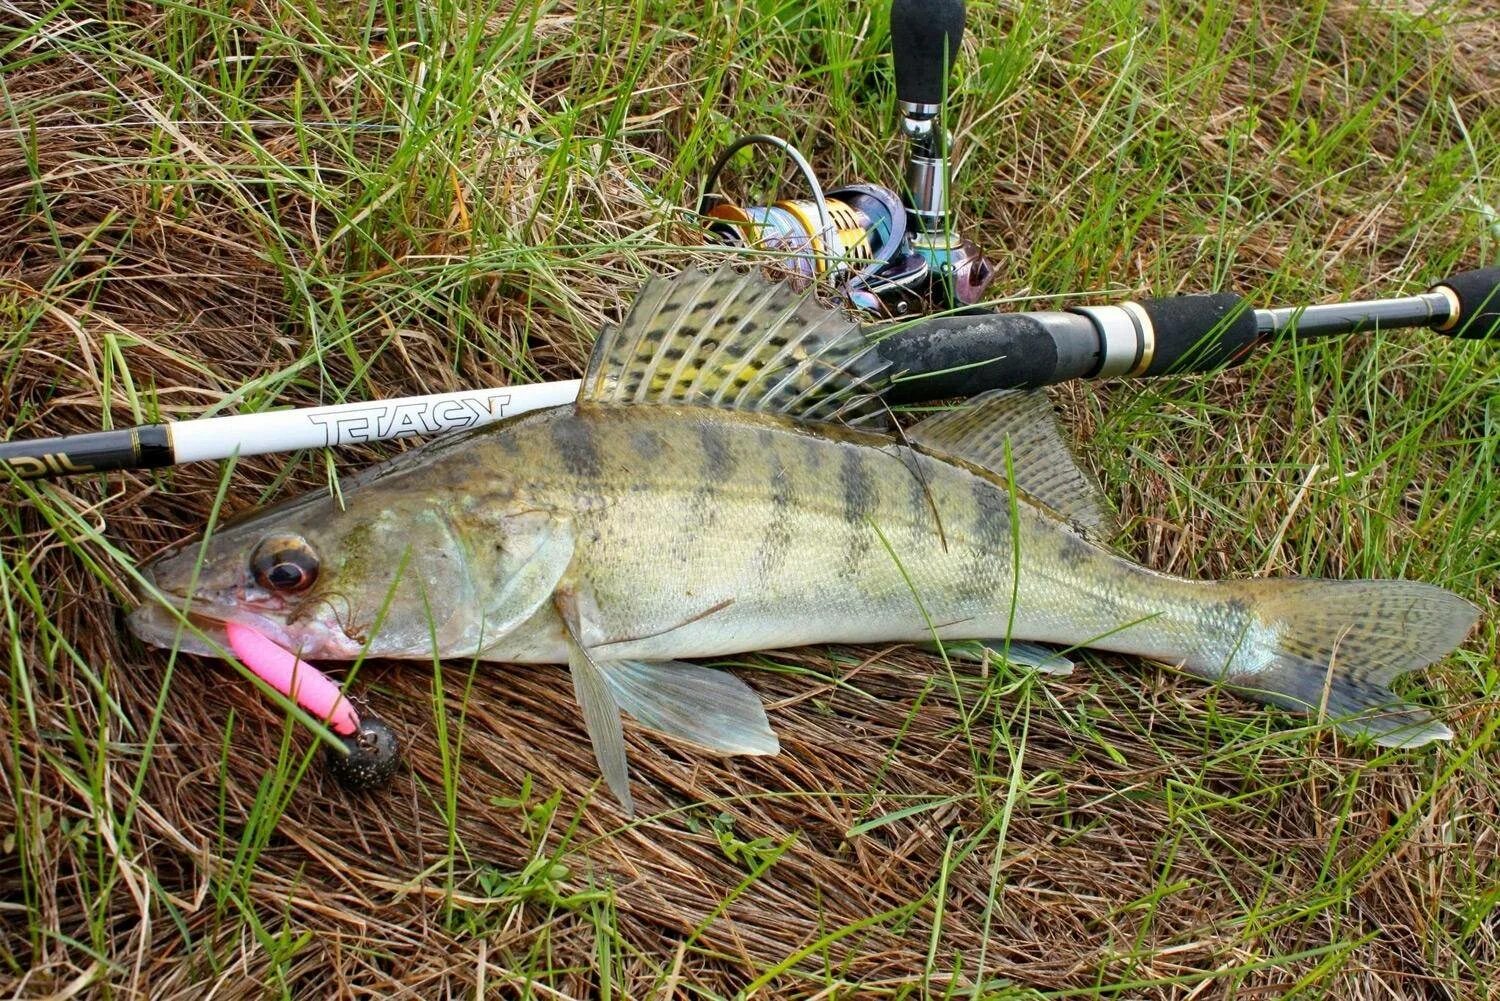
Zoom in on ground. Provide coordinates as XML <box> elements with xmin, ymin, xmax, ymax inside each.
<box><xmin>1</xmin><ymin>0</ymin><xmax>1497</xmax><ymax>997</ymax></box>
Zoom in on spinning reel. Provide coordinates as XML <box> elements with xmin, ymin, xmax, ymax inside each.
<box><xmin>689</xmin><ymin>0</ymin><xmax>1497</xmax><ymax>402</ymax></box>
<box><xmin>696</xmin><ymin>0</ymin><xmax>991</xmax><ymax>317</ymax></box>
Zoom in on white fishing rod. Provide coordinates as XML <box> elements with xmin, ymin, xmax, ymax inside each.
<box><xmin>1</xmin><ymin>269</ymin><xmax>1497</xmax><ymax>482</ymax></box>
<box><xmin>0</xmin><ymin>381</ymin><xmax>576</xmax><ymax>479</ymax></box>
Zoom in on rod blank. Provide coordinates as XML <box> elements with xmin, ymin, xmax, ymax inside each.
<box><xmin>1256</xmin><ymin>292</ymin><xmax>1454</xmax><ymax>340</ymax></box>
<box><xmin>1</xmin><ymin>382</ymin><xmax>578</xmax><ymax>480</ymax></box>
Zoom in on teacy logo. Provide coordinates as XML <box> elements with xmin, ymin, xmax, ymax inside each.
<box><xmin>305</xmin><ymin>393</ymin><xmax>512</xmax><ymax>446</ymax></box>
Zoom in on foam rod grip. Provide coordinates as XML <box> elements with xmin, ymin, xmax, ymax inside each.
<box><xmin>1432</xmin><ymin>267</ymin><xmax>1500</xmax><ymax>340</ymax></box>
<box><xmin>890</xmin><ymin>0</ymin><xmax>965</xmax><ymax>107</ymax></box>
<box><xmin>1137</xmin><ymin>293</ymin><xmax>1260</xmax><ymax>376</ymax></box>
<box><xmin>877</xmin><ymin>311</ymin><xmax>1099</xmax><ymax>401</ymax></box>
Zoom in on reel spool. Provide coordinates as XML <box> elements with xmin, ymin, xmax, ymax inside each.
<box><xmin>696</xmin><ymin>134</ymin><xmax>933</xmax><ymax>316</ymax></box>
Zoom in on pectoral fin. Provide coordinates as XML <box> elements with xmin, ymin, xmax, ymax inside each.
<box><xmin>556</xmin><ymin>589</ymin><xmax>635</xmax><ymax>815</ymax></box>
<box><xmin>598</xmin><ymin>660</ymin><xmax>779</xmax><ymax>756</ymax></box>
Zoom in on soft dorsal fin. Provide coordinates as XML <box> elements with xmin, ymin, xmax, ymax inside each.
<box><xmin>908</xmin><ymin>389</ymin><xmax>1116</xmax><ymax>537</ymax></box>
<box><xmin>579</xmin><ymin>267</ymin><xmax>890</xmax><ymax>427</ymax></box>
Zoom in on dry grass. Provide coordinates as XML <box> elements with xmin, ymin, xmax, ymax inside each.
<box><xmin>0</xmin><ymin>0</ymin><xmax>1497</xmax><ymax>997</ymax></box>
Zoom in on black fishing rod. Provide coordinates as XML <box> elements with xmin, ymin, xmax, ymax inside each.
<box><xmin>879</xmin><ymin>268</ymin><xmax>1500</xmax><ymax>402</ymax></box>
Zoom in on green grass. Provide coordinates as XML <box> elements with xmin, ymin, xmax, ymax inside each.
<box><xmin>1</xmin><ymin>0</ymin><xmax>1497</xmax><ymax>996</ymax></box>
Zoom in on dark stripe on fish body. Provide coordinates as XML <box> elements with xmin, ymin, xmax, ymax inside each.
<box><xmin>966</xmin><ymin>475</ymin><xmax>1013</xmax><ymax>590</ymax></box>
<box><xmin>1057</xmin><ymin>531</ymin><xmax>1096</xmax><ymax>570</ymax></box>
<box><xmin>552</xmin><ymin>416</ymin><xmax>603</xmax><ymax>480</ymax></box>
<box><xmin>756</xmin><ymin>448</ymin><xmax>795</xmax><ymax>578</ymax></box>
<box><xmin>803</xmin><ymin>437</ymin><xmax>824</xmax><ymax>470</ymax></box>
<box><xmin>905</xmin><ymin>450</ymin><xmax>934</xmax><ymax>531</ymax></box>
<box><xmin>677</xmin><ymin>482</ymin><xmax>721</xmax><ymax>555</ymax></box>
<box><xmin>837</xmin><ymin>445</ymin><xmax>877</xmax><ymax>580</ymax></box>
<box><xmin>671</xmin><ymin>422</ymin><xmax>732</xmax><ymax>554</ymax></box>
<box><xmin>697</xmin><ymin>422</ymin><xmax>734</xmax><ymax>482</ymax></box>
<box><xmin>631</xmin><ymin>429</ymin><xmax>666</xmax><ymax>461</ymax></box>
<box><xmin>840</xmin><ymin>446</ymin><xmax>876</xmax><ymax>524</ymax></box>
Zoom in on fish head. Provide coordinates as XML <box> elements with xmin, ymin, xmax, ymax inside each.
<box><xmin>128</xmin><ymin>482</ymin><xmax>483</xmax><ymax>660</ymax></box>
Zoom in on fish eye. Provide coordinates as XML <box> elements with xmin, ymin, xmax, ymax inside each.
<box><xmin>250</xmin><ymin>535</ymin><xmax>319</xmax><ymax>594</ymax></box>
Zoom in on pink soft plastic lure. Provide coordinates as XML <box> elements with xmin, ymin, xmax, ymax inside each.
<box><xmin>224</xmin><ymin>621</ymin><xmax>360</xmax><ymax>736</ymax></box>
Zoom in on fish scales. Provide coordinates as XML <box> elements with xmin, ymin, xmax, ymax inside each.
<box><xmin>479</xmin><ymin>404</ymin><xmax>1203</xmax><ymax>666</ymax></box>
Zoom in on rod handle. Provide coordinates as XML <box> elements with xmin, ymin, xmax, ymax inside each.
<box><xmin>890</xmin><ymin>0</ymin><xmax>965</xmax><ymax>108</ymax></box>
<box><xmin>1430</xmin><ymin>267</ymin><xmax>1500</xmax><ymax>339</ymax></box>
<box><xmin>1134</xmin><ymin>293</ymin><xmax>1261</xmax><ymax>375</ymax></box>
<box><xmin>1066</xmin><ymin>293</ymin><xmax>1260</xmax><ymax>379</ymax></box>
<box><xmin>0</xmin><ymin>426</ymin><xmax>172</xmax><ymax>480</ymax></box>
<box><xmin>878</xmin><ymin>294</ymin><xmax>1262</xmax><ymax>400</ymax></box>
<box><xmin>879</xmin><ymin>310</ymin><xmax>1099</xmax><ymax>401</ymax></box>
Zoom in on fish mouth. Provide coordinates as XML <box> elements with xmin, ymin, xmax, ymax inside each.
<box><xmin>127</xmin><ymin>595</ymin><xmax>298</xmax><ymax>658</ymax></box>
<box><xmin>129</xmin><ymin>582</ymin><xmax>365</xmax><ymax>740</ymax></box>
<box><xmin>128</xmin><ymin>573</ymin><xmax>363</xmax><ymax>660</ymax></box>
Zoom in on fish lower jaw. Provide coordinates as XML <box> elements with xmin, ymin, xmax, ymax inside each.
<box><xmin>128</xmin><ymin>601</ymin><xmax>358</xmax><ymax>660</ymax></box>
<box><xmin>127</xmin><ymin>603</ymin><xmax>235</xmax><ymax>656</ymax></box>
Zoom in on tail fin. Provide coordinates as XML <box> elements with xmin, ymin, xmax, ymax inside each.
<box><xmin>1228</xmin><ymin>579</ymin><xmax>1478</xmax><ymax>747</ymax></box>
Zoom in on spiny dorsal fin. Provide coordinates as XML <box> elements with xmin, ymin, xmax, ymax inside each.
<box><xmin>908</xmin><ymin>389</ymin><xmax>1116</xmax><ymax>537</ymax></box>
<box><xmin>579</xmin><ymin>267</ymin><xmax>889</xmax><ymax>428</ymax></box>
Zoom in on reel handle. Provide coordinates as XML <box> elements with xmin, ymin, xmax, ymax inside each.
<box><xmin>1430</xmin><ymin>267</ymin><xmax>1500</xmax><ymax>339</ymax></box>
<box><xmin>890</xmin><ymin>0</ymin><xmax>965</xmax><ymax>109</ymax></box>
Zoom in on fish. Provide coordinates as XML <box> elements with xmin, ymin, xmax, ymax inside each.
<box><xmin>128</xmin><ymin>267</ymin><xmax>1481</xmax><ymax>811</ymax></box>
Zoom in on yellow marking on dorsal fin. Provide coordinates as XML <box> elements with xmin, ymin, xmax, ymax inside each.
<box><xmin>578</xmin><ymin>268</ymin><xmax>890</xmax><ymax>427</ymax></box>
<box><xmin>909</xmin><ymin>389</ymin><xmax>1117</xmax><ymax>538</ymax></box>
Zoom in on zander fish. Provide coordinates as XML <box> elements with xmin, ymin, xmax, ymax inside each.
<box><xmin>129</xmin><ymin>268</ymin><xmax>1480</xmax><ymax>810</ymax></box>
